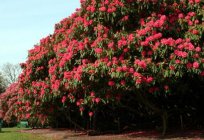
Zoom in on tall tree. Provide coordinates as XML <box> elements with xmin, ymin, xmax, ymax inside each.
<box><xmin>0</xmin><ymin>72</ymin><xmax>6</xmax><ymax>93</ymax></box>
<box><xmin>1</xmin><ymin>63</ymin><xmax>21</xmax><ymax>86</ymax></box>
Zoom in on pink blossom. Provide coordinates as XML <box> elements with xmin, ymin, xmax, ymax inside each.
<box><xmin>169</xmin><ymin>65</ymin><xmax>175</xmax><ymax>70</ymax></box>
<box><xmin>108</xmin><ymin>80</ymin><xmax>115</xmax><ymax>86</ymax></box>
<box><xmin>195</xmin><ymin>0</ymin><xmax>200</xmax><ymax>4</ymax></box>
<box><xmin>175</xmin><ymin>60</ymin><xmax>181</xmax><ymax>64</ymax></box>
<box><xmin>90</xmin><ymin>91</ymin><xmax>95</xmax><ymax>97</ymax></box>
<box><xmin>146</xmin><ymin>77</ymin><xmax>154</xmax><ymax>83</ymax></box>
<box><xmin>95</xmin><ymin>48</ymin><xmax>103</xmax><ymax>54</ymax></box>
<box><xmin>195</xmin><ymin>47</ymin><xmax>201</xmax><ymax>52</ymax></box>
<box><xmin>138</xmin><ymin>60</ymin><xmax>147</xmax><ymax>69</ymax></box>
<box><xmin>26</xmin><ymin>113</ymin><xmax>30</xmax><ymax>119</ymax></box>
<box><xmin>128</xmin><ymin>34</ymin><xmax>134</xmax><ymax>42</ymax></box>
<box><xmin>164</xmin><ymin>85</ymin><xmax>169</xmax><ymax>91</ymax></box>
<box><xmin>95</xmin><ymin>98</ymin><xmax>101</xmax><ymax>103</ymax></box>
<box><xmin>76</xmin><ymin>101</ymin><xmax>81</xmax><ymax>106</ymax></box>
<box><xmin>186</xmin><ymin>63</ymin><xmax>193</xmax><ymax>69</ymax></box>
<box><xmin>99</xmin><ymin>7</ymin><xmax>106</xmax><ymax>12</ymax></box>
<box><xmin>175</xmin><ymin>38</ymin><xmax>183</xmax><ymax>44</ymax></box>
<box><xmin>141</xmin><ymin>41</ymin><xmax>149</xmax><ymax>46</ymax></box>
<box><xmin>178</xmin><ymin>13</ymin><xmax>184</xmax><ymax>18</ymax></box>
<box><xmin>120</xmin><ymin>80</ymin><xmax>126</xmax><ymax>86</ymax></box>
<box><xmin>188</xmin><ymin>43</ymin><xmax>195</xmax><ymax>50</ymax></box>
<box><xmin>108</xmin><ymin>42</ymin><xmax>114</xmax><ymax>48</ymax></box>
<box><xmin>61</xmin><ymin>96</ymin><xmax>67</xmax><ymax>103</ymax></box>
<box><xmin>134</xmin><ymin>72</ymin><xmax>141</xmax><ymax>77</ymax></box>
<box><xmin>193</xmin><ymin>62</ymin><xmax>199</xmax><ymax>69</ymax></box>
<box><xmin>160</xmin><ymin>15</ymin><xmax>167</xmax><ymax>21</ymax></box>
<box><xmin>136</xmin><ymin>78</ymin><xmax>142</xmax><ymax>84</ymax></box>
<box><xmin>129</xmin><ymin>68</ymin><xmax>134</xmax><ymax>73</ymax></box>
<box><xmin>89</xmin><ymin>112</ymin><xmax>94</xmax><ymax>117</ymax></box>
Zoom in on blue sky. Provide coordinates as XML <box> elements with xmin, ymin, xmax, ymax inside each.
<box><xmin>0</xmin><ymin>0</ymin><xmax>80</xmax><ymax>67</ymax></box>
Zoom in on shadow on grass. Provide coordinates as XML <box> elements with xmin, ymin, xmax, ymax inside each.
<box><xmin>0</xmin><ymin>130</ymin><xmax>12</xmax><ymax>133</ymax></box>
<box><xmin>127</xmin><ymin>129</ymin><xmax>204</xmax><ymax>139</ymax></box>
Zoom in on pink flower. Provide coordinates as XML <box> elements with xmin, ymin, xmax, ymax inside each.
<box><xmin>138</xmin><ymin>60</ymin><xmax>147</xmax><ymax>69</ymax></box>
<box><xmin>133</xmin><ymin>72</ymin><xmax>141</xmax><ymax>77</ymax></box>
<box><xmin>87</xmin><ymin>6</ymin><xmax>96</xmax><ymax>12</ymax></box>
<box><xmin>90</xmin><ymin>91</ymin><xmax>95</xmax><ymax>97</ymax></box>
<box><xmin>26</xmin><ymin>113</ymin><xmax>30</xmax><ymax>119</ymax></box>
<box><xmin>99</xmin><ymin>7</ymin><xmax>106</xmax><ymax>12</ymax></box>
<box><xmin>80</xmin><ymin>107</ymin><xmax>84</xmax><ymax>112</ymax></box>
<box><xmin>89</xmin><ymin>112</ymin><xmax>94</xmax><ymax>117</ymax></box>
<box><xmin>153</xmin><ymin>33</ymin><xmax>162</xmax><ymax>39</ymax></box>
<box><xmin>108</xmin><ymin>42</ymin><xmax>114</xmax><ymax>48</ymax></box>
<box><xmin>194</xmin><ymin>20</ymin><xmax>199</xmax><ymax>24</ymax></box>
<box><xmin>175</xmin><ymin>59</ymin><xmax>181</xmax><ymax>64</ymax></box>
<box><xmin>178</xmin><ymin>13</ymin><xmax>184</xmax><ymax>18</ymax></box>
<box><xmin>160</xmin><ymin>15</ymin><xmax>167</xmax><ymax>21</ymax></box>
<box><xmin>123</xmin><ymin>48</ymin><xmax>129</xmax><ymax>53</ymax></box>
<box><xmin>188</xmin><ymin>21</ymin><xmax>193</xmax><ymax>26</ymax></box>
<box><xmin>94</xmin><ymin>48</ymin><xmax>103</xmax><ymax>54</ymax></box>
<box><xmin>193</xmin><ymin>62</ymin><xmax>199</xmax><ymax>69</ymax></box>
<box><xmin>169</xmin><ymin>65</ymin><xmax>175</xmax><ymax>70</ymax></box>
<box><xmin>122</xmin><ymin>65</ymin><xmax>128</xmax><ymax>72</ymax></box>
<box><xmin>195</xmin><ymin>47</ymin><xmax>201</xmax><ymax>52</ymax></box>
<box><xmin>146</xmin><ymin>77</ymin><xmax>154</xmax><ymax>83</ymax></box>
<box><xmin>129</xmin><ymin>68</ymin><xmax>134</xmax><ymax>73</ymax></box>
<box><xmin>164</xmin><ymin>85</ymin><xmax>169</xmax><ymax>91</ymax></box>
<box><xmin>175</xmin><ymin>38</ymin><xmax>183</xmax><ymax>44</ymax></box>
<box><xmin>61</xmin><ymin>96</ymin><xmax>66</xmax><ymax>103</ymax></box>
<box><xmin>192</xmin><ymin>29</ymin><xmax>199</xmax><ymax>35</ymax></box>
<box><xmin>108</xmin><ymin>80</ymin><xmax>115</xmax><ymax>86</ymax></box>
<box><xmin>78</xmin><ymin>42</ymin><xmax>85</xmax><ymax>50</ymax></box>
<box><xmin>128</xmin><ymin>34</ymin><xmax>134</xmax><ymax>42</ymax></box>
<box><xmin>52</xmin><ymin>80</ymin><xmax>60</xmax><ymax>90</ymax></box>
<box><xmin>76</xmin><ymin>101</ymin><xmax>81</xmax><ymax>106</ymax></box>
<box><xmin>95</xmin><ymin>98</ymin><xmax>101</xmax><ymax>103</ymax></box>
<box><xmin>188</xmin><ymin>43</ymin><xmax>194</xmax><ymax>50</ymax></box>
<box><xmin>141</xmin><ymin>41</ymin><xmax>149</xmax><ymax>46</ymax></box>
<box><xmin>136</xmin><ymin>78</ymin><xmax>142</xmax><ymax>84</ymax></box>
<box><xmin>120</xmin><ymin>80</ymin><xmax>126</xmax><ymax>86</ymax></box>
<box><xmin>195</xmin><ymin>0</ymin><xmax>200</xmax><ymax>3</ymax></box>
<box><xmin>122</xmin><ymin>15</ymin><xmax>129</xmax><ymax>21</ymax></box>
<box><xmin>116</xmin><ymin>67</ymin><xmax>122</xmax><ymax>72</ymax></box>
<box><xmin>186</xmin><ymin>63</ymin><xmax>193</xmax><ymax>69</ymax></box>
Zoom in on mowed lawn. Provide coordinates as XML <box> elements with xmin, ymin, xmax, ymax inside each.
<box><xmin>0</xmin><ymin>127</ymin><xmax>55</xmax><ymax>140</ymax></box>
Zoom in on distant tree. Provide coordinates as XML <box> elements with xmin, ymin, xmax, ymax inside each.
<box><xmin>1</xmin><ymin>63</ymin><xmax>21</xmax><ymax>86</ymax></box>
<box><xmin>0</xmin><ymin>72</ymin><xmax>6</xmax><ymax>93</ymax></box>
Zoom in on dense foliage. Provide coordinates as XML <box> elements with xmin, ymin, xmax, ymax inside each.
<box><xmin>0</xmin><ymin>83</ymin><xmax>18</xmax><ymax>125</ymax></box>
<box><xmin>1</xmin><ymin>0</ymin><xmax>204</xmax><ymax>135</ymax></box>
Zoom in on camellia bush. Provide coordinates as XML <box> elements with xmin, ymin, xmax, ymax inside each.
<box><xmin>12</xmin><ymin>0</ymin><xmax>204</xmax><ymax>135</ymax></box>
<box><xmin>0</xmin><ymin>83</ymin><xmax>19</xmax><ymax>125</ymax></box>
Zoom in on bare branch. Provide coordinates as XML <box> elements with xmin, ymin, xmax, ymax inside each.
<box><xmin>1</xmin><ymin>63</ymin><xmax>22</xmax><ymax>86</ymax></box>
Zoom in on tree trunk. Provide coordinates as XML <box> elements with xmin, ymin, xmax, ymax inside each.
<box><xmin>162</xmin><ymin>111</ymin><xmax>168</xmax><ymax>136</ymax></box>
<box><xmin>64</xmin><ymin>112</ymin><xmax>86</xmax><ymax>132</ymax></box>
<box><xmin>180</xmin><ymin>114</ymin><xmax>184</xmax><ymax>130</ymax></box>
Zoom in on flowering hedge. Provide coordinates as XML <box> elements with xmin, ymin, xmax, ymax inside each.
<box><xmin>0</xmin><ymin>83</ymin><xmax>19</xmax><ymax>124</ymax></box>
<box><xmin>8</xmin><ymin>0</ymin><xmax>203</xmax><ymax>133</ymax></box>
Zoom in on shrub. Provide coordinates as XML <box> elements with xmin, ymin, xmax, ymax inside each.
<box><xmin>13</xmin><ymin>0</ymin><xmax>204</xmax><ymax>135</ymax></box>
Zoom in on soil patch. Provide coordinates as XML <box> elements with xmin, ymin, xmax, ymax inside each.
<box><xmin>20</xmin><ymin>128</ymin><xmax>204</xmax><ymax>140</ymax></box>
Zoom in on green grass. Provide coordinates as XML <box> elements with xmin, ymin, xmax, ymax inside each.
<box><xmin>0</xmin><ymin>127</ymin><xmax>53</xmax><ymax>140</ymax></box>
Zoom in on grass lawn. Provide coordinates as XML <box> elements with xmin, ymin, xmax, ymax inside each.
<box><xmin>0</xmin><ymin>127</ymin><xmax>55</xmax><ymax>140</ymax></box>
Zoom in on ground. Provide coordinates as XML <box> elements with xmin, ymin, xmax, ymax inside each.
<box><xmin>20</xmin><ymin>128</ymin><xmax>204</xmax><ymax>140</ymax></box>
<box><xmin>1</xmin><ymin>127</ymin><xmax>204</xmax><ymax>140</ymax></box>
